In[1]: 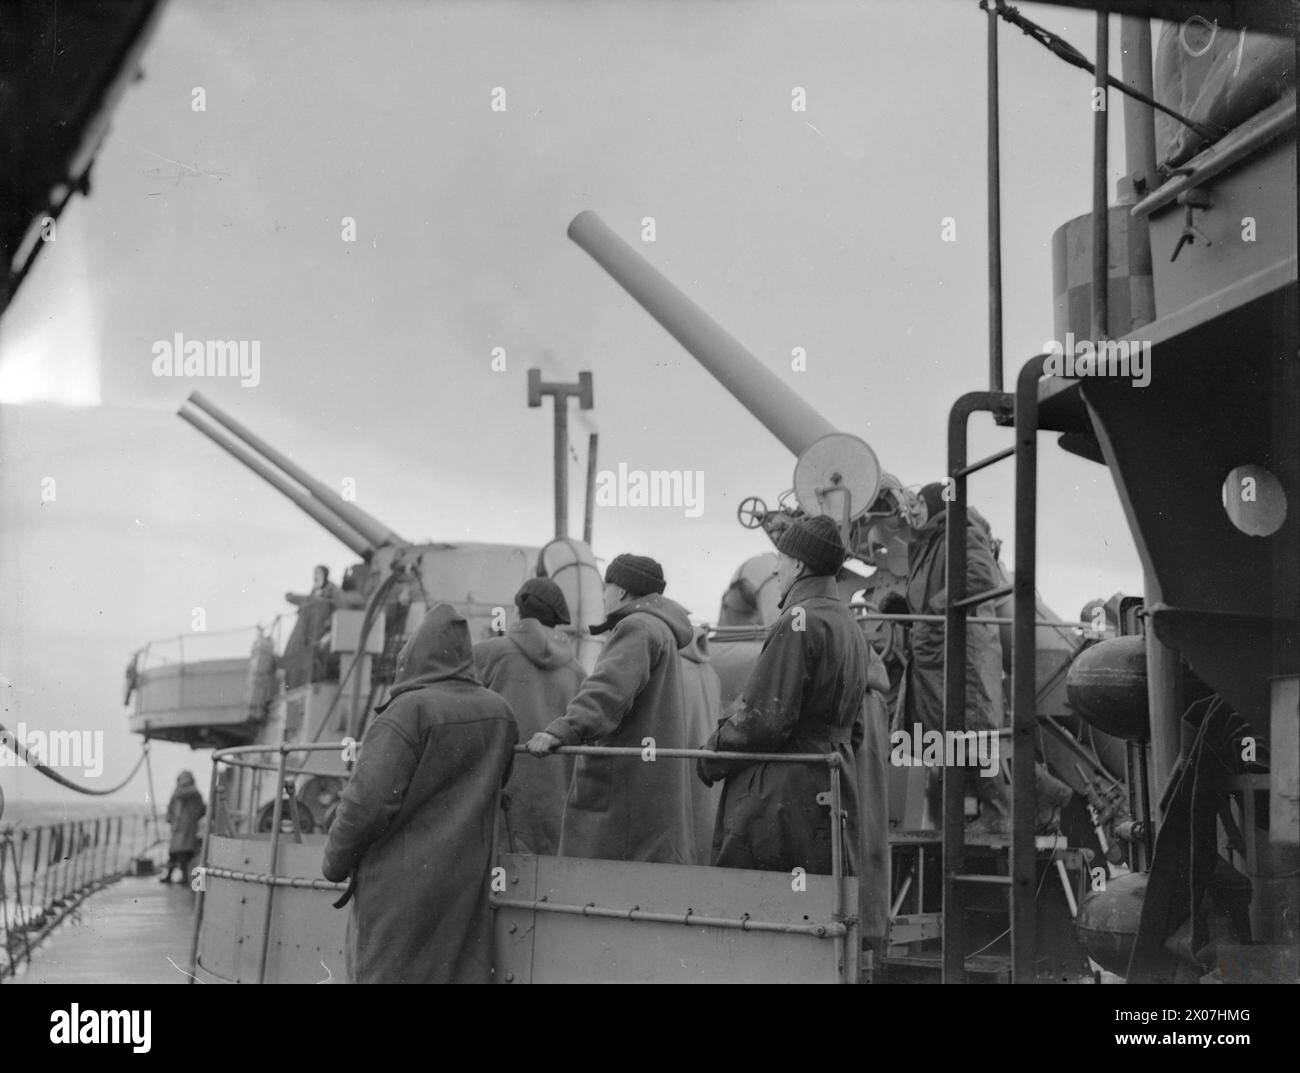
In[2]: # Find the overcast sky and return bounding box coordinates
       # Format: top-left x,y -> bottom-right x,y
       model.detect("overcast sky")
0,0 -> 1149,805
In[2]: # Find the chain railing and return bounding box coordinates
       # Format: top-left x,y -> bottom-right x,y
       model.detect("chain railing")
0,810 -> 158,978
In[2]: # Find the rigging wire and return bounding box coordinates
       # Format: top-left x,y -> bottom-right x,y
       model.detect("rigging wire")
0,721 -> 149,796
981,0 -> 1225,144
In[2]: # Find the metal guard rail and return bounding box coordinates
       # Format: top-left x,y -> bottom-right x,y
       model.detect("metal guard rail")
0,811 -> 158,978
196,740 -> 858,983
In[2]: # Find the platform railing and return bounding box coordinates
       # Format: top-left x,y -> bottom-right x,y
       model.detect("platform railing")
196,740 -> 857,983
133,616 -> 289,673
498,743 -> 856,983
0,810 -> 157,978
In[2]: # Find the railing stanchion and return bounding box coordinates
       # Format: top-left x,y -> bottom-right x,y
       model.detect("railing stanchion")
189,759 -> 222,983
40,824 -> 52,914
15,833 -> 33,969
1,834 -> 12,978
62,821 -> 72,902
827,758 -> 854,983
257,745 -> 291,984
32,826 -> 44,914
70,821 -> 81,898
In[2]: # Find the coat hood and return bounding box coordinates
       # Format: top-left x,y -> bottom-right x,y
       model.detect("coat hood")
679,624 -> 712,664
508,617 -> 579,670
597,593 -> 694,649
388,602 -> 481,699
968,506 -> 994,540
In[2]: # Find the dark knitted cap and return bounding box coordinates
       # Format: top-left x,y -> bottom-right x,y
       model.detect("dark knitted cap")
515,577 -> 571,627
775,515 -> 847,576
605,553 -> 666,598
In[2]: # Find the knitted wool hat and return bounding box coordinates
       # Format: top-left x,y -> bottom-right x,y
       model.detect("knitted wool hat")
605,553 -> 666,598
515,577 -> 571,627
775,515 -> 847,576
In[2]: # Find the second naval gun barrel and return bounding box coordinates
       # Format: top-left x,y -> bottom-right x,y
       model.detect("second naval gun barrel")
185,391 -> 405,549
567,211 -> 837,457
179,405 -> 375,558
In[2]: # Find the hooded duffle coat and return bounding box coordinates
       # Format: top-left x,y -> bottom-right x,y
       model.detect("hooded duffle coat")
543,593 -> 697,864
473,618 -> 586,855
903,509 -> 1005,734
166,783 -> 206,855
322,603 -> 518,984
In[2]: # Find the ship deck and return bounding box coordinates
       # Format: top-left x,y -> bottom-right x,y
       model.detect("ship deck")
12,876 -> 197,985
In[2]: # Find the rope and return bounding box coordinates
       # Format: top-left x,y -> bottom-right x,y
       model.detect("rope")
983,0 -> 1225,144
0,721 -> 149,796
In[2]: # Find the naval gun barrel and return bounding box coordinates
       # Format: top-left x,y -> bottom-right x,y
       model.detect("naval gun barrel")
185,391 -> 405,549
179,406 -> 376,558
567,211 -> 837,457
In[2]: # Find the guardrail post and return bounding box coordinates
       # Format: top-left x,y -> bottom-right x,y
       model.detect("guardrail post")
1,833 -> 11,977
14,833 -> 32,967
79,821 -> 90,895
189,760 -> 222,983
827,759 -> 846,982
257,744 -> 291,984
1011,353 -> 1048,982
41,824 -> 52,912
70,821 -> 81,898
61,822 -> 72,902
30,827 -> 43,910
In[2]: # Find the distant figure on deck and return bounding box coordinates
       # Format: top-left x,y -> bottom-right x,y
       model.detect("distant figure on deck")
283,565 -> 341,688
286,564 -> 339,607
474,578 -> 586,855
698,515 -> 869,876
322,603 -> 517,984
525,553 -> 697,865
160,771 -> 206,884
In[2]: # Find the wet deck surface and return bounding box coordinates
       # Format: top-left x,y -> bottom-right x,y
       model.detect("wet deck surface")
13,876 -> 198,985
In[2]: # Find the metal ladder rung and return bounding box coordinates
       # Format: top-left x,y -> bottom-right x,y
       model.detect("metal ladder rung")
952,585 -> 1013,610
954,444 -> 1015,478
951,874 -> 1012,886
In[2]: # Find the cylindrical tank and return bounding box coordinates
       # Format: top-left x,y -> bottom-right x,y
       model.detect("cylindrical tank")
537,537 -> 605,672
1066,636 -> 1150,742
1074,871 -> 1147,976
1051,205 -> 1156,344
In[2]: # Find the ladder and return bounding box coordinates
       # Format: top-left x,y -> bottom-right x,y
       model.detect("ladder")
936,0 -> 1121,984
941,353 -> 1051,983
